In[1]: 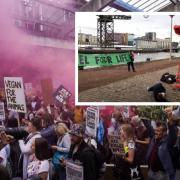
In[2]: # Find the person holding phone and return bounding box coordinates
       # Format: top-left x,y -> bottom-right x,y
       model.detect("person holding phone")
51,123 -> 71,180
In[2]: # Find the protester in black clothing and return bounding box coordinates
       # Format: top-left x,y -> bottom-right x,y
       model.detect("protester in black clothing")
128,51 -> 136,72
147,82 -> 168,102
61,124 -> 97,180
131,116 -> 150,165
113,124 -> 143,180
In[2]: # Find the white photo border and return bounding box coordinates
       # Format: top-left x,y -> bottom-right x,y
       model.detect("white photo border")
75,12 -> 180,106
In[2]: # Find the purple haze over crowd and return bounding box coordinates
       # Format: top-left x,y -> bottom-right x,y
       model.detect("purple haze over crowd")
0,0 -> 75,99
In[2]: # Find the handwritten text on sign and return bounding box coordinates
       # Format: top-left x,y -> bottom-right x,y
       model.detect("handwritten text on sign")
54,85 -> 71,104
4,77 -> 27,113
108,135 -> 125,155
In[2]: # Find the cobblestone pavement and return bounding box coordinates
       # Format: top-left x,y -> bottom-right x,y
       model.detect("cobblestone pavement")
79,66 -> 180,102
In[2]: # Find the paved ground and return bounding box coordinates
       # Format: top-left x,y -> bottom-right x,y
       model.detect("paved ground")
79,59 -> 180,92
79,66 -> 180,102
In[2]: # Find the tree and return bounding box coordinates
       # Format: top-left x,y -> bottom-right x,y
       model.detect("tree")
137,106 -> 167,121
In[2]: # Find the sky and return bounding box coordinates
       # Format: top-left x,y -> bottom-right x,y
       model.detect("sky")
77,13 -> 180,42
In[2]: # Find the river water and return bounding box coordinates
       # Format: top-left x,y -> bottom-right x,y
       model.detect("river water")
134,52 -> 180,63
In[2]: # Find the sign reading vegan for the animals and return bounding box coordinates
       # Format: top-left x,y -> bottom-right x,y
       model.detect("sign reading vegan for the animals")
66,161 -> 83,180
0,102 -> 5,121
54,85 -> 71,104
78,52 -> 131,67
108,135 -> 125,155
4,77 -> 27,113
86,107 -> 99,138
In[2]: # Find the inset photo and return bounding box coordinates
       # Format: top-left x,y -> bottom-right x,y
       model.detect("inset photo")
76,13 -> 180,103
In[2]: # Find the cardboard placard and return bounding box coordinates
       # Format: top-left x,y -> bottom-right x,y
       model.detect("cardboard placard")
66,161 -> 83,180
4,77 -> 27,113
53,85 -> 71,104
0,102 -> 5,121
86,107 -> 99,138
108,135 -> 125,155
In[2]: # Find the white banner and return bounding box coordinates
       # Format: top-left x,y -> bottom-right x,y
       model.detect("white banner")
4,77 -> 27,113
66,161 -> 83,180
86,107 -> 99,138
0,102 -> 5,121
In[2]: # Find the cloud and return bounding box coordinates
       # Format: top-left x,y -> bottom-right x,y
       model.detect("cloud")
77,13 -> 180,42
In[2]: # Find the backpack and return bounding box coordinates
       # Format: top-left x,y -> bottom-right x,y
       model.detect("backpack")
160,72 -> 176,84
161,72 -> 169,82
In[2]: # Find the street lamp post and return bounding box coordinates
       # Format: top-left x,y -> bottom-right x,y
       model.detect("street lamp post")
170,15 -> 174,61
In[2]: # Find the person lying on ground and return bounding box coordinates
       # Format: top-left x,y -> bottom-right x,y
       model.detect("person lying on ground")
147,82 -> 169,102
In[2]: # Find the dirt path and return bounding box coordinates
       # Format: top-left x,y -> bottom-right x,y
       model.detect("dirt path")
78,60 -> 180,102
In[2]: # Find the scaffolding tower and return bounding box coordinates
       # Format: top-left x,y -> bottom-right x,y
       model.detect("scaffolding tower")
97,15 -> 131,48
12,0 -> 78,40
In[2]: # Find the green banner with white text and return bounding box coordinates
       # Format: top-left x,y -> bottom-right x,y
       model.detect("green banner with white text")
78,52 -> 131,67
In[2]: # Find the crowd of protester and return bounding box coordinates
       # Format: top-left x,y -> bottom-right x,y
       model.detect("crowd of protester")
0,95 -> 179,180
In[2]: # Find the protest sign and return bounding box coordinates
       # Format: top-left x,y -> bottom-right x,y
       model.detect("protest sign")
86,107 -> 99,138
53,85 -> 71,104
66,161 -> 83,180
78,52 -> 131,67
0,102 -> 5,121
4,77 -> 27,113
108,135 -> 125,155
41,79 -> 54,106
